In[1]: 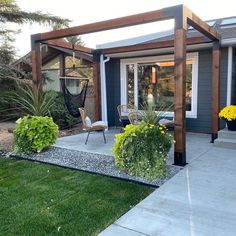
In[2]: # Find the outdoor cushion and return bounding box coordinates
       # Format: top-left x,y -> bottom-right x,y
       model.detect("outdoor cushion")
85,116 -> 92,126
92,121 -> 107,127
159,118 -> 174,125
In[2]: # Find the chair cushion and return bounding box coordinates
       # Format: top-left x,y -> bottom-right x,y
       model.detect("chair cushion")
159,118 -> 174,125
85,116 -> 92,126
92,121 -> 107,127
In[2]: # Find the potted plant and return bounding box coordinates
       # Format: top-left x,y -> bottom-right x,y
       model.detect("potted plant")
219,105 -> 236,131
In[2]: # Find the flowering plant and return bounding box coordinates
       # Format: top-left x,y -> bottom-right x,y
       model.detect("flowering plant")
219,105 -> 236,121
113,122 -> 173,179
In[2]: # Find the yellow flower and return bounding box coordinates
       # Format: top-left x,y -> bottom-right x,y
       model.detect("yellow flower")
161,131 -> 165,134
219,105 -> 236,121
173,140 -> 176,144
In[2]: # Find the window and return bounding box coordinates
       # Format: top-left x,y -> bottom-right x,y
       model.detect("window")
120,53 -> 198,118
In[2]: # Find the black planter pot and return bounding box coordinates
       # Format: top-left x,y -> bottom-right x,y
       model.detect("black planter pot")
226,119 -> 236,131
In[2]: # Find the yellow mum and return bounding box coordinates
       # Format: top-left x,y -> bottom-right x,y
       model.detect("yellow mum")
219,105 -> 236,121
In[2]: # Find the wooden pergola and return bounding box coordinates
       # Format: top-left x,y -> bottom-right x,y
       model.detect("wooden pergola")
31,5 -> 220,166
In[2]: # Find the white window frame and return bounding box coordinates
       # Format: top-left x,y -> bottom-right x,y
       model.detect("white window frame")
120,52 -> 199,118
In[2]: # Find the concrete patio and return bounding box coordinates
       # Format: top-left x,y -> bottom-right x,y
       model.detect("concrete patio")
99,145 -> 236,236
55,129 -> 213,165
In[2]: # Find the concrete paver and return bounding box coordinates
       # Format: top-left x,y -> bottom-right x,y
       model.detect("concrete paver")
100,147 -> 236,236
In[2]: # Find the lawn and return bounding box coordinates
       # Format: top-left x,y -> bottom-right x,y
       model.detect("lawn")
0,157 -> 154,236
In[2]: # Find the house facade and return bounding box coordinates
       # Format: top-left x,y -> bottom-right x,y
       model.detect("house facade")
98,17 -> 236,133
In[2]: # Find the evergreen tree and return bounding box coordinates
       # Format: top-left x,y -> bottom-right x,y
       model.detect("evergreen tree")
0,0 -> 70,64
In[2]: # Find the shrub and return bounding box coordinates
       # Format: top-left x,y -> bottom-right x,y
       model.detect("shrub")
0,83 -> 57,118
13,116 -> 59,154
45,90 -> 78,129
113,123 -> 172,179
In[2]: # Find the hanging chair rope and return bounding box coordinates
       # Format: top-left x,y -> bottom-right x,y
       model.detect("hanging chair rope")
60,77 -> 89,118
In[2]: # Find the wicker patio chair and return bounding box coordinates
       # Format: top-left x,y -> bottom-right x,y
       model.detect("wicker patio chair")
128,111 -> 143,125
117,104 -> 138,128
79,107 -> 107,144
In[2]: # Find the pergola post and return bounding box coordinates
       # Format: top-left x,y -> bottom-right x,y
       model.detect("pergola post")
59,53 -> 66,92
173,16 -> 187,166
31,34 -> 42,98
211,41 -> 221,142
93,51 -> 101,120
59,53 -> 66,77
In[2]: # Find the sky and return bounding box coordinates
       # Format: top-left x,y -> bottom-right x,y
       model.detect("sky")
14,0 -> 236,57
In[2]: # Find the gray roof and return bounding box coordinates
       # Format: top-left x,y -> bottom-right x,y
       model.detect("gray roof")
98,16 -> 236,49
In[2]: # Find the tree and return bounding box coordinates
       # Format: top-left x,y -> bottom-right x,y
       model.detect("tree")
0,0 -> 70,64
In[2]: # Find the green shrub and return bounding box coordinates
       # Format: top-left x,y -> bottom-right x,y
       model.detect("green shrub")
13,116 -> 59,154
0,83 -> 57,119
113,123 -> 172,179
45,90 -> 78,129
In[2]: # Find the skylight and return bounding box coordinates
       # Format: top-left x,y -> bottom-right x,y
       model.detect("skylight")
221,17 -> 236,26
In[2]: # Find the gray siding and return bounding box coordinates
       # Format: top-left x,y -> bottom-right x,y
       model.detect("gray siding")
106,48 -> 229,133
106,59 -> 120,126
186,48 -> 228,133
231,48 -> 236,104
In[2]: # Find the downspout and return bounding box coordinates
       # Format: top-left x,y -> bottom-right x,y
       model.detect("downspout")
100,54 -> 110,127
226,46 -> 233,105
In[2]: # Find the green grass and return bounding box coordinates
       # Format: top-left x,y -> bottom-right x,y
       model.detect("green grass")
0,157 -> 154,236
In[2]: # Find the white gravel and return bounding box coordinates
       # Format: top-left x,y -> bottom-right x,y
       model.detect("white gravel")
11,147 -> 182,187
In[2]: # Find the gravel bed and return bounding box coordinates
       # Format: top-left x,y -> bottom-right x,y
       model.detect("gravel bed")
11,147 -> 182,187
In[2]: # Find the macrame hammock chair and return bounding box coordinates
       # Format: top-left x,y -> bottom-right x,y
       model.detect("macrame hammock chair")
60,77 -> 89,118
60,43 -> 89,118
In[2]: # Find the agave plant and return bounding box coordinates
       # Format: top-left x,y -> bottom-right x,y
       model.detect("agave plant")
141,102 -> 174,125
1,82 -> 56,118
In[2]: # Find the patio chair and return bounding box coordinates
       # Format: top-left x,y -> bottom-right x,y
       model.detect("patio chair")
117,104 -> 138,128
79,107 -> 107,145
128,111 -> 143,125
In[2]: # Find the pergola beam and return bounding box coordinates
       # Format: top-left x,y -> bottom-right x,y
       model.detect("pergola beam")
38,6 -> 179,41
186,13 -> 220,41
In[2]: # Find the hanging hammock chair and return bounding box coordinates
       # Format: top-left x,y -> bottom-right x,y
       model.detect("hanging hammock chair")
60,77 -> 89,118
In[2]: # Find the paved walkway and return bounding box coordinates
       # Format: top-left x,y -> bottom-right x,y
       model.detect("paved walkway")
99,146 -> 236,236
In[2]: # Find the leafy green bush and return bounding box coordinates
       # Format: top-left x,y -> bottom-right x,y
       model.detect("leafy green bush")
45,90 -> 78,129
113,123 -> 172,179
0,87 -> 78,128
13,116 -> 59,154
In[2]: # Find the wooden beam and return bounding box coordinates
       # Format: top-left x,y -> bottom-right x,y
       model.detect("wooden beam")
174,27 -> 187,166
45,39 -> 93,54
101,36 -> 209,54
59,53 -> 65,93
211,41 -> 221,142
93,54 -> 101,120
38,6 -> 179,41
31,40 -> 42,99
59,53 -> 66,77
184,6 -> 220,41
